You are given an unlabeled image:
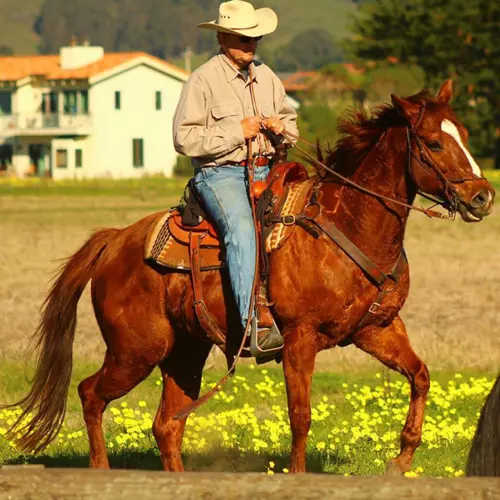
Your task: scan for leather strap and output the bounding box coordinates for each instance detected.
[189,232,227,350]
[300,209,408,330]
[356,250,408,330]
[229,156,271,167]
[310,212,390,288]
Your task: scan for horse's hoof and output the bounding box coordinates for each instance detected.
[384,459,404,476]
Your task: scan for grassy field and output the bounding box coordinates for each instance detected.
[1,174,499,368]
[0,175,498,474]
[0,364,494,476]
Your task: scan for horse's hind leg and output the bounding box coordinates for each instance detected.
[352,316,430,475]
[78,351,157,468]
[153,335,212,472]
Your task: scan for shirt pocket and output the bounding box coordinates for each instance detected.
[261,105,275,119]
[211,101,241,121]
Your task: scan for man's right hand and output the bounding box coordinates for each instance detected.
[241,116,263,140]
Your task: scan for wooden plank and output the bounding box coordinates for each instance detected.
[0,469,499,500]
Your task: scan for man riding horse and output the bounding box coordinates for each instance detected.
[173,0,298,359]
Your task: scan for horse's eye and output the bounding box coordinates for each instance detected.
[426,141,443,152]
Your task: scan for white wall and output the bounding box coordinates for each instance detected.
[14,81,46,117]
[90,64,185,178]
[50,137,90,180]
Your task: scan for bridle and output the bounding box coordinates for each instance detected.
[404,104,479,219]
[282,103,482,221]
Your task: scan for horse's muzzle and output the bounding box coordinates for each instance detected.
[458,187,495,222]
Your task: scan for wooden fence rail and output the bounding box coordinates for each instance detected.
[1,468,500,499]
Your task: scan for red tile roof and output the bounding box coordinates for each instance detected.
[282,71,319,92]
[0,51,188,82]
[282,64,365,93]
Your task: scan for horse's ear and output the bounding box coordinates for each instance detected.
[436,80,453,104]
[391,94,421,126]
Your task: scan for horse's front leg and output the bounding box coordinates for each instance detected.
[352,316,430,475]
[282,325,318,473]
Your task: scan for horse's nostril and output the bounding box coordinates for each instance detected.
[471,189,490,208]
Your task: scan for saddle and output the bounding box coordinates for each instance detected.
[145,162,311,271]
[144,161,314,351]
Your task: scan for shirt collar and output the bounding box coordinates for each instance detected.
[218,52,258,85]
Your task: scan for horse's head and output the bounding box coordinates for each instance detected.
[391,80,495,222]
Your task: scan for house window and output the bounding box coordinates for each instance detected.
[155,91,162,110]
[63,91,78,115]
[0,92,12,115]
[115,91,121,110]
[133,139,143,167]
[81,90,89,114]
[75,149,83,168]
[56,149,68,168]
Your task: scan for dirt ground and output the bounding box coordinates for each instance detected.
[1,192,499,371]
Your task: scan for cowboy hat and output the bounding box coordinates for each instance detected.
[198,1,278,38]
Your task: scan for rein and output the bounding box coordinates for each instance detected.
[282,103,478,222]
[283,129,451,220]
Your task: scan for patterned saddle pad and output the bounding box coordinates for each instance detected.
[144,177,316,272]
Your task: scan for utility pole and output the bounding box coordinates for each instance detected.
[182,46,193,73]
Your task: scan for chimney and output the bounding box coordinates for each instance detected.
[60,37,104,70]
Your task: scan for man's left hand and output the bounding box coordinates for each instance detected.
[262,116,285,136]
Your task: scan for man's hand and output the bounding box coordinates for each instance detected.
[241,116,263,140]
[262,116,285,135]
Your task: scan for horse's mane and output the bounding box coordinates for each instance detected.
[320,90,436,177]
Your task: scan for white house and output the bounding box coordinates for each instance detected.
[0,40,189,179]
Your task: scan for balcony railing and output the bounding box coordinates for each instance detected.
[0,113,92,135]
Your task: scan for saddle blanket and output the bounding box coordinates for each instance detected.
[144,178,315,272]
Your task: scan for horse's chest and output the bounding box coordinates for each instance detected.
[271,242,410,338]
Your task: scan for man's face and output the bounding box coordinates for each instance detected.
[218,33,260,68]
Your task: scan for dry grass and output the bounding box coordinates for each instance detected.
[1,185,499,372]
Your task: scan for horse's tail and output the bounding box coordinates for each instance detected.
[3,228,118,454]
[466,374,500,476]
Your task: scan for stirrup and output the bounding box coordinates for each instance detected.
[250,317,284,365]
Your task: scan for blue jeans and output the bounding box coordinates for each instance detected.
[193,165,270,328]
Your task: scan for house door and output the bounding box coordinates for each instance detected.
[29,144,51,177]
[0,144,13,173]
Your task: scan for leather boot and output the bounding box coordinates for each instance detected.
[249,284,284,364]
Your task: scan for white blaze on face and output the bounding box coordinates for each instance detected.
[441,119,482,177]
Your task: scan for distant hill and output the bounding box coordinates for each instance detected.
[0,0,358,56]
[0,0,42,54]
[262,0,357,48]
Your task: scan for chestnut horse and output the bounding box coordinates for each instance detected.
[5,80,495,474]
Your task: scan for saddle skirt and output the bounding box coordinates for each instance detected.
[144,163,315,271]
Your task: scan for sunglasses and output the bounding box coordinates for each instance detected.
[239,36,263,44]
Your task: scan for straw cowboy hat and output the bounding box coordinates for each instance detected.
[198,1,278,38]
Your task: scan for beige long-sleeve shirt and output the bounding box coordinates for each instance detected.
[173,53,298,168]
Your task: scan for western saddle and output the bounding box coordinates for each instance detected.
[145,153,312,354]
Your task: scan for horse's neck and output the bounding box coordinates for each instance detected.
[320,128,415,270]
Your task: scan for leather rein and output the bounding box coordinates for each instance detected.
[282,103,479,221]
[276,104,482,331]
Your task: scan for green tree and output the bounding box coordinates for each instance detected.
[36,0,218,59]
[274,29,344,72]
[0,45,13,56]
[36,0,120,53]
[349,0,500,166]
